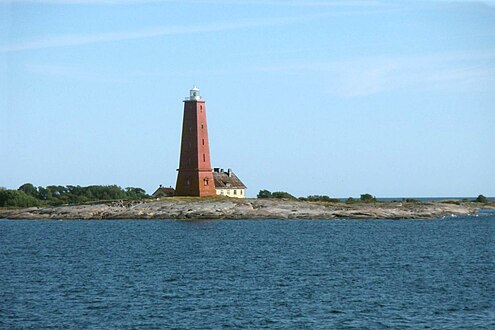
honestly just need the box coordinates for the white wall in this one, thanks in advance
[216,188,246,198]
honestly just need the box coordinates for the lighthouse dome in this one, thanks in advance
[189,85,202,101]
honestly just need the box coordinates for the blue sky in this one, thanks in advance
[1,0,494,198]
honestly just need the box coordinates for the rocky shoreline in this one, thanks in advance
[0,198,491,220]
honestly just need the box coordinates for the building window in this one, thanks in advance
[240,190,243,195]
[186,179,190,186]
[204,178,209,186]
[234,190,237,195]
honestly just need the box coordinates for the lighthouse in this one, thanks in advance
[175,86,216,196]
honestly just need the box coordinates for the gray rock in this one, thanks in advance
[0,198,485,220]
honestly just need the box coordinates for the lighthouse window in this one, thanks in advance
[203,154,206,162]
[204,178,209,186]
[201,124,204,129]
[202,139,204,145]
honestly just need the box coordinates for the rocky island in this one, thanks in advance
[0,198,491,220]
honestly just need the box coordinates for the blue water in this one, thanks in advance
[1,216,494,329]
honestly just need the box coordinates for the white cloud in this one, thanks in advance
[332,54,495,96]
[0,0,383,5]
[105,50,495,96]
[2,0,495,6]
[255,51,495,96]
[0,0,380,7]
[24,63,128,83]
[0,15,313,53]
[428,0,495,6]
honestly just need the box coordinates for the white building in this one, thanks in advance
[213,168,247,198]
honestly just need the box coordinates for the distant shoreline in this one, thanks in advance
[1,198,493,220]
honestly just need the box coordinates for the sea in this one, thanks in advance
[1,214,494,329]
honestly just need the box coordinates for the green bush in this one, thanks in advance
[2,183,150,207]
[257,190,296,200]
[306,195,340,203]
[257,190,272,198]
[0,190,40,208]
[475,195,488,203]
[360,193,377,203]
[271,191,297,200]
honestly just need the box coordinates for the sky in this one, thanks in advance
[0,0,494,198]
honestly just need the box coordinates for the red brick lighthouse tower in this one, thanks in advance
[175,86,216,196]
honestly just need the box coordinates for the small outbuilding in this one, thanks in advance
[152,186,175,198]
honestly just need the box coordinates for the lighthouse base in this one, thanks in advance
[175,169,216,197]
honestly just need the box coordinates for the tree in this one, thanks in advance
[360,193,376,203]
[0,190,40,208]
[47,185,67,197]
[2,183,150,206]
[37,186,52,201]
[18,183,38,198]
[475,194,488,203]
[257,190,272,198]
[346,197,356,204]
[125,187,148,200]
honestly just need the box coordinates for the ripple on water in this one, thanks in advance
[0,217,494,328]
